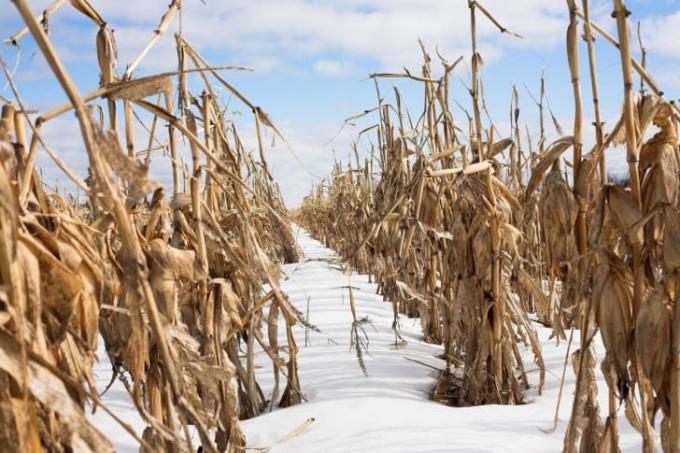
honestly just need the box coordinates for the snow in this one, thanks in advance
[88,351,145,451]
[88,226,648,452]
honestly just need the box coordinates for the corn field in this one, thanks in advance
[1,0,304,451]
[294,1,680,452]
[2,0,680,452]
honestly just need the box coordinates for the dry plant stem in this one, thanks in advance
[254,109,274,185]
[174,38,187,197]
[125,0,180,79]
[575,10,661,96]
[539,74,546,154]
[142,94,161,167]
[346,273,367,376]
[636,21,647,94]
[4,0,66,45]
[35,67,249,124]
[18,122,41,204]
[564,2,601,449]
[672,273,680,452]
[613,0,641,208]
[612,2,654,452]
[186,112,209,276]
[13,107,27,166]
[124,101,134,158]
[566,0,584,202]
[510,87,520,189]
[468,1,484,162]
[186,108,212,420]
[585,1,613,437]
[568,2,604,450]
[472,0,523,38]
[168,125,179,197]
[470,0,507,399]
[488,156,504,389]
[545,326,576,433]
[581,0,606,184]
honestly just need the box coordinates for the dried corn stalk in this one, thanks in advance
[1,1,302,451]
[294,2,544,407]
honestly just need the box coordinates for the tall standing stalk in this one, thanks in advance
[3,1,303,450]
[564,1,603,450]
[468,1,484,163]
[637,21,647,95]
[673,272,680,451]
[468,0,524,401]
[582,0,606,185]
[612,1,654,452]
[613,0,641,207]
[582,0,621,448]
[2,6,220,450]
[539,73,546,155]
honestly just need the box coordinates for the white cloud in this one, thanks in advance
[313,59,356,77]
[75,0,573,72]
[641,11,680,57]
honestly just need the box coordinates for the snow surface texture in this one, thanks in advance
[89,226,648,452]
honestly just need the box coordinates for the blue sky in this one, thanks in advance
[2,0,680,206]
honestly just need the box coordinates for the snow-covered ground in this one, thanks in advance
[88,227,647,452]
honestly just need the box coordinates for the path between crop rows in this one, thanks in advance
[90,227,647,452]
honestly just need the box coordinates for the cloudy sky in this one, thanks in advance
[2,0,680,206]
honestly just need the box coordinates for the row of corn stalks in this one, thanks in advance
[293,1,680,451]
[0,1,303,452]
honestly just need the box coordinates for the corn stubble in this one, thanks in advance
[0,0,302,452]
[294,1,680,452]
